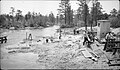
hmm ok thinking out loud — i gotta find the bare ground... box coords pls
[1,28,120,69]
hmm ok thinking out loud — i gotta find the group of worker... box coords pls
[27,29,118,51]
[27,33,54,43]
[82,30,118,50]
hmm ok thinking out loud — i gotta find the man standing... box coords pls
[103,32,115,51]
[83,31,93,50]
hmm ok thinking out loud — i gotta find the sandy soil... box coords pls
[1,27,120,69]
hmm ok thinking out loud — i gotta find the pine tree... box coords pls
[58,0,71,26]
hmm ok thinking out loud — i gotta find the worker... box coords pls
[59,29,62,39]
[105,32,114,40]
[46,38,49,43]
[73,28,76,35]
[104,32,116,51]
[83,31,93,50]
[28,33,32,41]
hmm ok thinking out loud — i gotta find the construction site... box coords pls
[0,0,120,69]
[1,24,120,69]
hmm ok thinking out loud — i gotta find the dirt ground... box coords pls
[0,27,120,69]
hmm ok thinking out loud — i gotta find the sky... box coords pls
[0,0,119,16]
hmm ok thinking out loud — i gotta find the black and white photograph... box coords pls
[0,0,120,69]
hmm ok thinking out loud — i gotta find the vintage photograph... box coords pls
[0,0,120,69]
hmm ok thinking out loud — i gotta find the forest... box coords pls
[0,0,120,29]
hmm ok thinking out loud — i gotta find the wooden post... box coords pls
[26,32,27,40]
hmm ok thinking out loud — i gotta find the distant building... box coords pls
[97,20,110,39]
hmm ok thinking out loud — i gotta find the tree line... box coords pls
[0,7,56,29]
[0,0,120,29]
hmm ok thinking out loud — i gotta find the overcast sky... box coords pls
[0,0,119,16]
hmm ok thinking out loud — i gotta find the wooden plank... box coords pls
[102,41,120,44]
[80,48,98,62]
[106,48,120,51]
[109,58,120,61]
[89,52,99,58]
[107,41,120,43]
[112,48,120,49]
[80,48,93,58]
[109,64,120,66]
